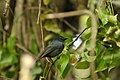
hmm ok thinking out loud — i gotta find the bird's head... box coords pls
[53,36,67,42]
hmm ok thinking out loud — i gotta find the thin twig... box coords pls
[37,0,41,24]
[37,0,44,51]
[16,43,37,59]
[45,57,60,79]
[61,19,78,33]
[67,27,88,47]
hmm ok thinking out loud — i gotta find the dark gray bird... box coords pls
[36,36,67,63]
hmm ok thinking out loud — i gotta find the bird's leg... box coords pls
[45,57,53,64]
[45,55,62,79]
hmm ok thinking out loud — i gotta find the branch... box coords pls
[37,0,44,51]
[45,56,61,79]
[16,43,37,59]
[37,0,41,24]
[45,10,92,19]
[67,27,88,47]
[61,19,78,33]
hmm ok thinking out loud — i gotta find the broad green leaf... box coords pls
[43,0,53,5]
[0,53,17,69]
[108,15,118,25]
[32,66,42,74]
[0,36,17,69]
[55,50,70,78]
[108,47,120,71]
[116,42,120,47]
[86,17,92,28]
[59,54,69,76]
[96,47,120,72]
[95,40,102,56]
[82,32,91,40]
[75,61,89,69]
[114,29,120,38]
[96,60,107,72]
[106,26,117,35]
[96,8,109,25]
[44,20,61,34]
[62,64,71,78]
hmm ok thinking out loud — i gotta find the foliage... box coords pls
[0,0,120,80]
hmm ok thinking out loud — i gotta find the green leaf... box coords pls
[0,53,17,69]
[114,29,120,38]
[116,42,120,47]
[82,32,91,40]
[61,64,71,78]
[96,47,120,72]
[86,17,92,28]
[43,0,52,5]
[44,20,61,34]
[85,40,91,51]
[7,36,16,54]
[96,8,109,25]
[108,15,118,25]
[0,36,17,69]
[75,61,89,69]
[59,54,69,76]
[56,51,70,78]
[32,66,42,74]
[82,51,96,62]
[96,60,107,72]
[31,34,39,54]
[95,40,102,56]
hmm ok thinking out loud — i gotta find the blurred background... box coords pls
[0,0,120,80]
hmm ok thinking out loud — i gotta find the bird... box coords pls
[36,36,67,63]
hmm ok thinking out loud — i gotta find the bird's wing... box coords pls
[38,44,58,59]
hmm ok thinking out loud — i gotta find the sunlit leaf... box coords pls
[55,50,70,78]
[116,42,120,47]
[82,51,96,62]
[43,0,53,5]
[86,17,92,28]
[44,20,61,34]
[59,54,69,76]
[96,8,109,25]
[114,29,120,38]
[108,15,118,25]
